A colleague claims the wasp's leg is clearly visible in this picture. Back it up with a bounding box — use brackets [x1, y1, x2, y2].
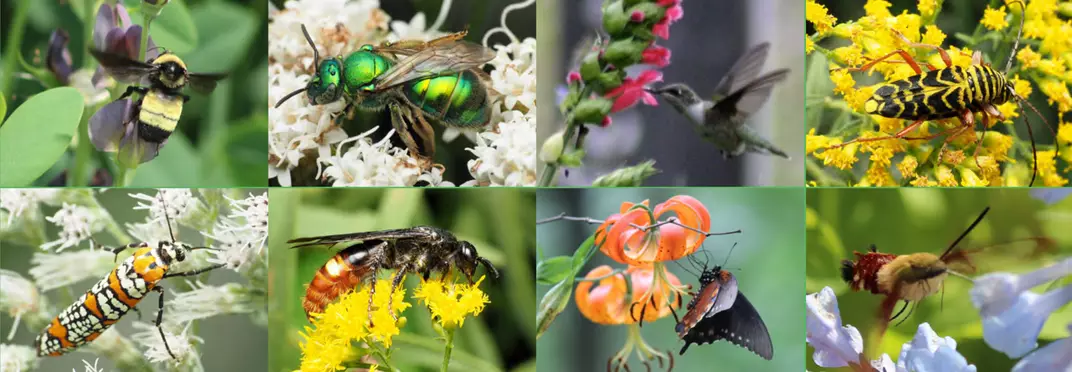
[367, 270, 379, 327]
[153, 286, 177, 359]
[386, 269, 407, 321]
[117, 86, 149, 101]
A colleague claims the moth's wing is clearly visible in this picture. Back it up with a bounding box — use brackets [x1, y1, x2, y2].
[373, 41, 493, 90]
[288, 227, 438, 248]
[90, 49, 157, 84]
[679, 291, 774, 360]
[187, 72, 228, 94]
[709, 68, 789, 125]
[713, 42, 771, 97]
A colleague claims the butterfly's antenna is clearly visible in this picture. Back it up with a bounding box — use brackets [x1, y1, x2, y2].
[701, 248, 712, 269]
[720, 242, 739, 269]
[159, 193, 177, 242]
[672, 259, 699, 277]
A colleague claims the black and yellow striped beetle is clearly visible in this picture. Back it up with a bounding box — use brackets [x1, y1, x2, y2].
[827, 0, 1054, 186]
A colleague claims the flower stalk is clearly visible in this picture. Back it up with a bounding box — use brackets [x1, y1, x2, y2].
[440, 326, 456, 372]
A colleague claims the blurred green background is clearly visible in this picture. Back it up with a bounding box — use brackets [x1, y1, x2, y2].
[806, 189, 1072, 371]
[536, 188, 805, 371]
[267, 188, 536, 372]
[0, 188, 267, 371]
[0, 0, 268, 187]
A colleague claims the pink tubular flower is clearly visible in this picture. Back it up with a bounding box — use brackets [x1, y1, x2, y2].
[653, 0, 684, 39]
[567, 71, 582, 84]
[630, 10, 645, 23]
[604, 70, 663, 113]
[641, 45, 671, 68]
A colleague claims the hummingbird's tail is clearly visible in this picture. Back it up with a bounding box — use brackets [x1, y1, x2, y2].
[738, 125, 792, 160]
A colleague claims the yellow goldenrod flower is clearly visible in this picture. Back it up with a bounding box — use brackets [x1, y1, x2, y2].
[874, 116, 903, 134]
[865, 162, 896, 186]
[982, 131, 1014, 162]
[1017, 46, 1042, 68]
[1040, 79, 1072, 114]
[806, 129, 842, 154]
[865, 0, 893, 19]
[936, 165, 958, 186]
[806, 37, 815, 54]
[891, 13, 924, 44]
[1011, 75, 1032, 98]
[1057, 122, 1072, 145]
[942, 149, 966, 166]
[898, 155, 919, 178]
[996, 102, 1019, 123]
[921, 25, 946, 47]
[299, 280, 411, 372]
[981, 6, 1009, 31]
[1037, 58, 1068, 80]
[815, 144, 860, 170]
[833, 45, 865, 67]
[910, 175, 937, 186]
[918, 0, 938, 19]
[847, 86, 876, 112]
[829, 69, 856, 96]
[959, 168, 989, 186]
[806, 1, 837, 34]
[414, 276, 490, 329]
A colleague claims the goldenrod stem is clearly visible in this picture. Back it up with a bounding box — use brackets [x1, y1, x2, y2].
[440, 326, 456, 372]
[370, 342, 396, 372]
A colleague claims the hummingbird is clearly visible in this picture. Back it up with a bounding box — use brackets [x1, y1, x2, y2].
[647, 42, 791, 160]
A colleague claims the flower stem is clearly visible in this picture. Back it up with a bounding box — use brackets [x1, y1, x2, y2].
[440, 326, 456, 372]
[0, 0, 31, 93]
[369, 342, 396, 372]
[139, 14, 152, 62]
[116, 162, 138, 186]
[69, 104, 96, 186]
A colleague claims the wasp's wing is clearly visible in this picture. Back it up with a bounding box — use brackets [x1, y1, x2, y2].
[676, 272, 738, 338]
[90, 49, 157, 84]
[679, 291, 773, 360]
[713, 42, 771, 98]
[187, 73, 228, 94]
[372, 41, 494, 90]
[709, 68, 789, 125]
[288, 227, 439, 248]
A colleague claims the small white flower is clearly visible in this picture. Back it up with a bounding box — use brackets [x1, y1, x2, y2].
[806, 286, 864, 368]
[0, 189, 59, 227]
[0, 343, 38, 372]
[319, 127, 432, 186]
[75, 358, 106, 372]
[40, 203, 105, 252]
[70, 69, 112, 106]
[131, 321, 202, 364]
[161, 282, 258, 325]
[466, 110, 537, 186]
[29, 250, 114, 292]
[388, 12, 443, 42]
[129, 189, 205, 228]
[0, 270, 42, 340]
[897, 323, 976, 372]
[203, 193, 268, 272]
[971, 257, 1072, 317]
[1012, 323, 1072, 372]
[982, 284, 1072, 358]
[486, 37, 537, 112]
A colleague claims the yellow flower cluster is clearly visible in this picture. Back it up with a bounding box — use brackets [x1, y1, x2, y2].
[806, 0, 1071, 186]
[299, 280, 411, 372]
[413, 275, 490, 328]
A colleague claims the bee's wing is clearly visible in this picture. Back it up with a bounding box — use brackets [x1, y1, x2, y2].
[375, 30, 471, 56]
[90, 49, 157, 84]
[372, 41, 494, 90]
[708, 68, 789, 124]
[187, 73, 228, 94]
[287, 227, 438, 248]
[712, 42, 771, 98]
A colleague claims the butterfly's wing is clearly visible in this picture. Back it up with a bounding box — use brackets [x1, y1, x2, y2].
[713, 42, 771, 98]
[679, 291, 774, 360]
[676, 271, 738, 338]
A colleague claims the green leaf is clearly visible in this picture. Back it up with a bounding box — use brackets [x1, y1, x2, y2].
[536, 278, 573, 339]
[805, 52, 832, 131]
[128, 132, 199, 186]
[132, 0, 197, 55]
[391, 332, 503, 372]
[183, 2, 259, 73]
[223, 114, 269, 186]
[536, 256, 572, 285]
[0, 94, 7, 123]
[0, 87, 84, 186]
[570, 234, 598, 274]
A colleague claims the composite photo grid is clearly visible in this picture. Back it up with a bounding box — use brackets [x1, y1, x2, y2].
[0, 0, 1070, 372]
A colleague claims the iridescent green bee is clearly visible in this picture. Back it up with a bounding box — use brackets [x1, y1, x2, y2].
[275, 25, 495, 167]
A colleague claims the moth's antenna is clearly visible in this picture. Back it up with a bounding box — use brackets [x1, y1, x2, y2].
[159, 192, 177, 242]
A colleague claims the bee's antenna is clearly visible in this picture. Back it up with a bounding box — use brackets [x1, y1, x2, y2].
[300, 24, 320, 72]
[274, 88, 308, 109]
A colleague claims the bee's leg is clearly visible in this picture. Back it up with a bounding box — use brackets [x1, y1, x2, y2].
[388, 102, 436, 169]
[117, 86, 148, 101]
[182, 94, 191, 103]
[382, 268, 407, 322]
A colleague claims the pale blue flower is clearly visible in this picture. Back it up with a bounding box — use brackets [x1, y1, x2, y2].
[982, 284, 1072, 358]
[896, 323, 977, 372]
[971, 257, 1072, 317]
[1030, 189, 1072, 205]
[806, 286, 864, 367]
[1011, 323, 1072, 372]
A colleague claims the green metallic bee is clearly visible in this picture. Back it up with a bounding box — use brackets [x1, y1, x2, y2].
[275, 25, 495, 168]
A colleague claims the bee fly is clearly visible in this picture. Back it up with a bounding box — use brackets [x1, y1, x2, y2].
[288, 226, 499, 321]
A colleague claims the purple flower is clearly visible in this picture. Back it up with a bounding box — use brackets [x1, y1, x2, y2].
[89, 99, 164, 165]
[971, 257, 1072, 317]
[91, 3, 157, 84]
[1030, 189, 1072, 205]
[46, 29, 73, 85]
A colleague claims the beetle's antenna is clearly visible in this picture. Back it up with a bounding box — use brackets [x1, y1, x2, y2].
[1004, 1, 1026, 74]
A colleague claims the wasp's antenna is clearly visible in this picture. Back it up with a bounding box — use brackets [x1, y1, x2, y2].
[720, 242, 739, 269]
[300, 24, 320, 72]
[477, 257, 500, 278]
[159, 193, 177, 242]
[1004, 0, 1026, 74]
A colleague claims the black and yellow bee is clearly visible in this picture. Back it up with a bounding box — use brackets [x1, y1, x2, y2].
[89, 49, 226, 163]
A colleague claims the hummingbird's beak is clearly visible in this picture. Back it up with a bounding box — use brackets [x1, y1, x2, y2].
[645, 86, 661, 94]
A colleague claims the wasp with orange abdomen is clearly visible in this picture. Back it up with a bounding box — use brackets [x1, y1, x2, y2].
[288, 226, 499, 321]
[34, 206, 224, 359]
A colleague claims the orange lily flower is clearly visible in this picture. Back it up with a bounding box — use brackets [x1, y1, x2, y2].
[596, 195, 711, 266]
[575, 264, 683, 325]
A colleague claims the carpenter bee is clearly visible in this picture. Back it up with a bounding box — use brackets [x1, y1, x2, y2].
[288, 226, 499, 321]
[89, 49, 227, 163]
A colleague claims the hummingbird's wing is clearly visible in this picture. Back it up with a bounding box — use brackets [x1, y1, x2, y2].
[708, 68, 789, 126]
[712, 42, 771, 98]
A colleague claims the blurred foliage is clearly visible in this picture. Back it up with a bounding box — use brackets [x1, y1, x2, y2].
[806, 188, 1072, 371]
[0, 0, 268, 187]
[0, 188, 268, 371]
[266, 188, 536, 372]
[536, 188, 805, 371]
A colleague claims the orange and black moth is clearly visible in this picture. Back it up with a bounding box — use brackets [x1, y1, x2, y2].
[35, 240, 222, 358]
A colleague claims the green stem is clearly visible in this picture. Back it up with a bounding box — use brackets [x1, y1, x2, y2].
[139, 14, 152, 62]
[441, 326, 456, 372]
[1, 0, 32, 93]
[370, 342, 397, 372]
[69, 105, 97, 186]
[116, 163, 137, 186]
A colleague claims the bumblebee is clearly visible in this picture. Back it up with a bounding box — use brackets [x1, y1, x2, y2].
[288, 226, 499, 321]
[89, 49, 226, 163]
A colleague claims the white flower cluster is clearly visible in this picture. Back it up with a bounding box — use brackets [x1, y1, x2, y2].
[204, 193, 269, 273]
[0, 343, 38, 372]
[268, 0, 537, 186]
[0, 270, 43, 340]
[40, 203, 105, 252]
[0, 189, 59, 227]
